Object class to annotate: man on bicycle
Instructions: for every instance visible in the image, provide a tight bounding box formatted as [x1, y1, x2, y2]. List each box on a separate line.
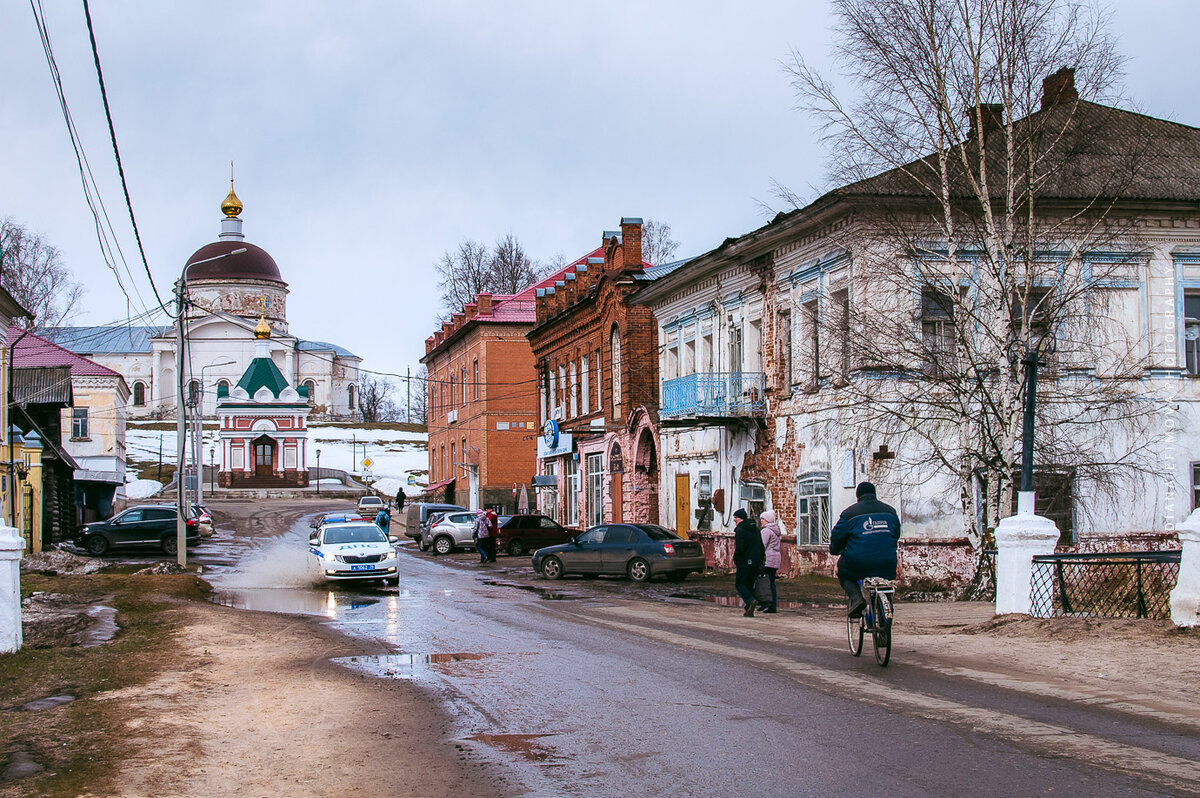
[830, 482, 901, 618]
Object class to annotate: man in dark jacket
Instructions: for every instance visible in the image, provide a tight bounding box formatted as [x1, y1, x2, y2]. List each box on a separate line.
[829, 482, 901, 618]
[395, 488, 405, 513]
[732, 508, 765, 617]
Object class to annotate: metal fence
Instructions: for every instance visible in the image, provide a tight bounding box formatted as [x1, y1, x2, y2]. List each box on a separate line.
[1030, 551, 1181, 619]
[660, 371, 767, 418]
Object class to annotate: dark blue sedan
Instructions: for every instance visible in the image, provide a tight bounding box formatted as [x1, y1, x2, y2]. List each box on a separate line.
[532, 523, 706, 583]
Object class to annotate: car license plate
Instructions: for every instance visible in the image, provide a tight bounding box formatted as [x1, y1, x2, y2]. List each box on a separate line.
[349, 564, 374, 571]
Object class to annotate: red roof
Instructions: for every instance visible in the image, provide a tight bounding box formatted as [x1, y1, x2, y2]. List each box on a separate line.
[10, 326, 123, 377]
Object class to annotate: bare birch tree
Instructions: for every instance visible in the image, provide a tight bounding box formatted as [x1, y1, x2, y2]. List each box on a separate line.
[435, 235, 552, 319]
[786, 0, 1163, 546]
[0, 217, 84, 327]
[642, 219, 681, 266]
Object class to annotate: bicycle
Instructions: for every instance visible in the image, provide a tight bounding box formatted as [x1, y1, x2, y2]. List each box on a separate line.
[846, 577, 894, 666]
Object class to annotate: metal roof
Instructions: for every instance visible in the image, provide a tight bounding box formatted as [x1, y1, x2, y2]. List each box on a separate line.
[40, 325, 169, 355]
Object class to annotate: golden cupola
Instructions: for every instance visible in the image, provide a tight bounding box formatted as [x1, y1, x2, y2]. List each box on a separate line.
[221, 179, 243, 218]
[254, 314, 272, 339]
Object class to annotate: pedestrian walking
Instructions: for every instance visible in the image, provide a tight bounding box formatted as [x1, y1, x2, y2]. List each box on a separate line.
[395, 488, 405, 513]
[375, 508, 390, 534]
[473, 509, 490, 563]
[732, 508, 765, 616]
[484, 508, 499, 563]
[759, 510, 782, 613]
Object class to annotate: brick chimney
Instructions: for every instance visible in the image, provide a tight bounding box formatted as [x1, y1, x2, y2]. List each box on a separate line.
[476, 293, 493, 316]
[464, 302, 478, 320]
[425, 336, 435, 355]
[620, 217, 643, 273]
[967, 103, 1005, 140]
[1041, 67, 1077, 110]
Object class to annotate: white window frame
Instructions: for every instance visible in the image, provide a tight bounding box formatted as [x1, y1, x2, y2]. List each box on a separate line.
[796, 472, 831, 546]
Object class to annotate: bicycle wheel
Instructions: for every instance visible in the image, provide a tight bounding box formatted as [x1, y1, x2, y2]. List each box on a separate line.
[847, 598, 864, 656]
[871, 592, 892, 667]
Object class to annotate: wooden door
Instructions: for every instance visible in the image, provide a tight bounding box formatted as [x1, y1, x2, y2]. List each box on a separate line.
[675, 474, 690, 538]
[255, 441, 275, 476]
[610, 475, 623, 523]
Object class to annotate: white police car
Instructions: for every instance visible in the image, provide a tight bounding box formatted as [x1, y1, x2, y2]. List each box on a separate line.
[309, 520, 399, 584]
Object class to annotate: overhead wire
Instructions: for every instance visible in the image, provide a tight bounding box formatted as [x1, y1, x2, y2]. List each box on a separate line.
[80, 0, 171, 316]
[28, 0, 154, 321]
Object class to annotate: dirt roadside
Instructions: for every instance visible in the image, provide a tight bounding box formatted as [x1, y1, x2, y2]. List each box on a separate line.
[3, 500, 513, 798]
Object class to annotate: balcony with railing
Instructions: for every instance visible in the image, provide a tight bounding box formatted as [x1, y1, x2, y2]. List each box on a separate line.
[660, 372, 767, 419]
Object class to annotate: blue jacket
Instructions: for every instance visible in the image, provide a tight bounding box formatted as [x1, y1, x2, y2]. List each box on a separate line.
[376, 510, 390, 532]
[829, 495, 900, 580]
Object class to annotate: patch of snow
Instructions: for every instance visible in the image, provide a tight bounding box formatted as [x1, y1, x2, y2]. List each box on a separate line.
[125, 478, 164, 500]
[126, 422, 429, 490]
[370, 477, 422, 498]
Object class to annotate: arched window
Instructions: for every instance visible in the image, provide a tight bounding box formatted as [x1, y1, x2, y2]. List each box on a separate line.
[132, 382, 146, 406]
[217, 378, 230, 396]
[610, 324, 622, 416]
[187, 379, 200, 406]
[460, 367, 466, 407]
[348, 384, 356, 410]
[302, 379, 316, 405]
[473, 358, 479, 400]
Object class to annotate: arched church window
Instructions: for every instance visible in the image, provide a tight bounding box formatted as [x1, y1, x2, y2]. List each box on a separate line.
[132, 382, 146, 406]
[188, 380, 200, 406]
[217, 379, 230, 393]
[348, 384, 357, 410]
[302, 379, 316, 405]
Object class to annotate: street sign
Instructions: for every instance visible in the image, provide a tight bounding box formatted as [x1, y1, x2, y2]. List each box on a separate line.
[362, 457, 373, 469]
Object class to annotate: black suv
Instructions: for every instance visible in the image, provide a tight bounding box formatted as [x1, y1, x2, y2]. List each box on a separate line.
[75, 504, 201, 556]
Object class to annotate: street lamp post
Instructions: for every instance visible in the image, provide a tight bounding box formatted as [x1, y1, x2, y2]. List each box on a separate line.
[209, 448, 215, 495]
[196, 359, 236, 509]
[315, 449, 321, 495]
[176, 248, 245, 566]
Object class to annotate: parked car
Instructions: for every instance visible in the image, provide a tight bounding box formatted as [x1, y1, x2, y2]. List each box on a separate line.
[191, 504, 214, 537]
[357, 495, 387, 517]
[495, 514, 580, 557]
[532, 523, 705, 582]
[309, 511, 366, 530]
[401, 502, 466, 546]
[75, 504, 201, 556]
[308, 519, 399, 584]
[424, 511, 479, 555]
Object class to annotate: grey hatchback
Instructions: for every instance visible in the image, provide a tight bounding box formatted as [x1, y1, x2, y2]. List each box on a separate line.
[532, 523, 705, 582]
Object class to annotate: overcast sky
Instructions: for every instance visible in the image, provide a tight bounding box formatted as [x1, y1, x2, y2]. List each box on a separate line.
[3, 1, 1199, 380]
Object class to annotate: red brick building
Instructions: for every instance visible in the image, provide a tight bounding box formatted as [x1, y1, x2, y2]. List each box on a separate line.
[527, 218, 665, 529]
[421, 289, 544, 512]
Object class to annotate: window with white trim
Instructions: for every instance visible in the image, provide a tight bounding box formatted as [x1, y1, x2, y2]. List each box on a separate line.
[796, 472, 831, 545]
[1186, 294, 1200, 376]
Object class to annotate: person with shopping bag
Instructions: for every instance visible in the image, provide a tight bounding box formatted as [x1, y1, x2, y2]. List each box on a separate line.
[758, 510, 783, 613]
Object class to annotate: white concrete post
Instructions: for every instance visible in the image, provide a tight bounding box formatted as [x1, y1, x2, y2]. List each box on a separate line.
[1169, 509, 1200, 627]
[0, 525, 25, 653]
[994, 492, 1061, 616]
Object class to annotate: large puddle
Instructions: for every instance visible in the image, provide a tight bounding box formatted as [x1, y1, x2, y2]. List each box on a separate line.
[333, 652, 489, 681]
[212, 587, 383, 615]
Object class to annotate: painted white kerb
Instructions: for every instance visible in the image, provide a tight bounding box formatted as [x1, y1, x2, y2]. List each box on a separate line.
[0, 525, 25, 653]
[1169, 509, 1200, 627]
[994, 492, 1061, 616]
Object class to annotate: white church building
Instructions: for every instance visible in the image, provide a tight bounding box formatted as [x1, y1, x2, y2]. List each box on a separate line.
[46, 185, 362, 420]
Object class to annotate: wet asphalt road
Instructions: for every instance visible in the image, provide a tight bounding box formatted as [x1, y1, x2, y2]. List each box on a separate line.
[192, 509, 1199, 798]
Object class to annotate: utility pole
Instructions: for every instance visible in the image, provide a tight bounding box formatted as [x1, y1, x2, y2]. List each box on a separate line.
[175, 277, 188, 566]
[406, 367, 411, 422]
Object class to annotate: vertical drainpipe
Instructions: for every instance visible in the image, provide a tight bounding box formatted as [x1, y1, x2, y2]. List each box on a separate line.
[8, 325, 32, 529]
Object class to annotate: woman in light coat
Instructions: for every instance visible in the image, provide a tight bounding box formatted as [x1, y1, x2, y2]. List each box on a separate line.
[759, 510, 783, 613]
[473, 509, 490, 563]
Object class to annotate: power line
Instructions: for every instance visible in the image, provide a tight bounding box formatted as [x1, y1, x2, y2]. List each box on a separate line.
[28, 0, 154, 321]
[81, 0, 171, 316]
